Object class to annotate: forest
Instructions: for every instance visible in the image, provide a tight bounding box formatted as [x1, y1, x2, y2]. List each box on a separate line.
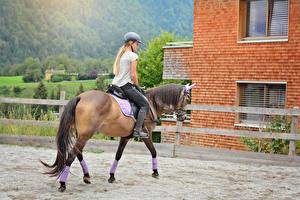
[0, 0, 193, 75]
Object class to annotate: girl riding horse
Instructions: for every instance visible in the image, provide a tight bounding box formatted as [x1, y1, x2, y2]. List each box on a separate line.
[40, 32, 195, 192]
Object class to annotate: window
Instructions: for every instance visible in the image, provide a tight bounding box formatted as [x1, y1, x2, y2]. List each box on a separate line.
[239, 0, 289, 41]
[237, 82, 286, 126]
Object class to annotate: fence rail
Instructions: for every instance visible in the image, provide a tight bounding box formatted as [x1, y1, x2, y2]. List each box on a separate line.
[185, 104, 300, 116]
[0, 97, 69, 106]
[1, 94, 299, 156]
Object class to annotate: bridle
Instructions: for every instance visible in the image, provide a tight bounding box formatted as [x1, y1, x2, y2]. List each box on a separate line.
[174, 88, 191, 121]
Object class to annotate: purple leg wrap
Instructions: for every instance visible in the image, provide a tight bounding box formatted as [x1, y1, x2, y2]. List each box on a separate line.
[59, 166, 70, 183]
[152, 158, 158, 170]
[109, 160, 118, 174]
[80, 160, 89, 174]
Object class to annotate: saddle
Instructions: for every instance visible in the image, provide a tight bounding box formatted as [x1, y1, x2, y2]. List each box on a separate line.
[106, 84, 158, 122]
[106, 84, 138, 119]
[106, 84, 127, 99]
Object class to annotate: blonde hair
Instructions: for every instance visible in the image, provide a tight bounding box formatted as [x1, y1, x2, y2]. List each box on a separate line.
[113, 41, 134, 75]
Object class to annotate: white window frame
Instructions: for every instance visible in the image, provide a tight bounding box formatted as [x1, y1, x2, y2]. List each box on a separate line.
[235, 81, 287, 128]
[238, 0, 289, 43]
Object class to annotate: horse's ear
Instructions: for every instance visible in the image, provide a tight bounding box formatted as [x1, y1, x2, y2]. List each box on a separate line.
[185, 83, 196, 92]
[190, 83, 196, 89]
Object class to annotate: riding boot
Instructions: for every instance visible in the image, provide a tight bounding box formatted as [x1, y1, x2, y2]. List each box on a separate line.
[133, 109, 148, 138]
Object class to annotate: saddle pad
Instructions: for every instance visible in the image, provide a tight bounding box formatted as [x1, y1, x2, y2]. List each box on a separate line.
[111, 94, 134, 117]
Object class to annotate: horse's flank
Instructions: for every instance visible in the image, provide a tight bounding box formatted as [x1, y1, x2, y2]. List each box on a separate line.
[76, 90, 135, 138]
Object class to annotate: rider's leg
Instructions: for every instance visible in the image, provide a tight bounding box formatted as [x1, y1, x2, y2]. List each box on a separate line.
[121, 83, 149, 138]
[133, 106, 148, 137]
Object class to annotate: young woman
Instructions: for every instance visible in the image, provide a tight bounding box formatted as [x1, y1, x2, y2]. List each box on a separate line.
[112, 32, 149, 138]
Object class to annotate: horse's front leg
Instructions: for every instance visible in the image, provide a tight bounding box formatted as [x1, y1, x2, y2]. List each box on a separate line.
[142, 137, 159, 178]
[108, 137, 129, 183]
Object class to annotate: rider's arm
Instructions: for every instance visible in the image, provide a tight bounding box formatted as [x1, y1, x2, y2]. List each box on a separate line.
[131, 60, 139, 85]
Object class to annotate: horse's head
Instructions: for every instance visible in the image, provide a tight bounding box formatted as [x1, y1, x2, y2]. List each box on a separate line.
[174, 83, 195, 121]
[146, 83, 196, 122]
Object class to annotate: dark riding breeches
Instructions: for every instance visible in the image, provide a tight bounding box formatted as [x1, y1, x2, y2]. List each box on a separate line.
[121, 83, 149, 131]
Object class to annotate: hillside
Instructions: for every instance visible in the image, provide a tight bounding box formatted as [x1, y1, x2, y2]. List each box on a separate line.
[0, 0, 193, 71]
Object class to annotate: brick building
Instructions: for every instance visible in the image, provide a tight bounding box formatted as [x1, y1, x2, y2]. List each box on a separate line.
[162, 0, 300, 150]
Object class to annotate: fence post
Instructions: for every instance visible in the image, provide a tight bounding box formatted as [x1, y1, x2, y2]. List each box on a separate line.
[58, 91, 66, 119]
[173, 121, 183, 157]
[289, 107, 299, 156]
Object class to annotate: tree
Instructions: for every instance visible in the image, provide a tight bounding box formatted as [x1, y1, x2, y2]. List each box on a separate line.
[77, 83, 84, 95]
[96, 75, 106, 91]
[22, 57, 43, 82]
[32, 81, 48, 119]
[88, 70, 98, 79]
[0, 1, 193, 73]
[56, 84, 62, 100]
[33, 81, 48, 99]
[13, 86, 22, 97]
[137, 32, 177, 88]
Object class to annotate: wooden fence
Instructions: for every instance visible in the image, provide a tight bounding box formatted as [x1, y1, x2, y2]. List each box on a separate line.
[0, 92, 299, 156]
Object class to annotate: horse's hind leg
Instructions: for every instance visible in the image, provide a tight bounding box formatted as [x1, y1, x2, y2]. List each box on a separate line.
[108, 137, 129, 183]
[77, 153, 91, 184]
[58, 138, 87, 192]
[142, 137, 159, 178]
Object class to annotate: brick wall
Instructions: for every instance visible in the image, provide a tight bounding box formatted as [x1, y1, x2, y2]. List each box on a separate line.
[163, 47, 193, 80]
[162, 0, 300, 151]
[190, 0, 300, 150]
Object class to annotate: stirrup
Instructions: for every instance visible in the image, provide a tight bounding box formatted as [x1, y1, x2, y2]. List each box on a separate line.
[133, 130, 149, 138]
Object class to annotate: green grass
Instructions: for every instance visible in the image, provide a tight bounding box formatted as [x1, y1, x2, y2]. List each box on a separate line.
[0, 124, 56, 137]
[0, 124, 114, 140]
[0, 76, 24, 85]
[0, 76, 99, 99]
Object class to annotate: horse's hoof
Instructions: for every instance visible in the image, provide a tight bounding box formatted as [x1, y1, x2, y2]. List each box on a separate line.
[83, 176, 91, 184]
[108, 174, 115, 183]
[152, 170, 159, 178]
[58, 186, 66, 192]
[58, 182, 66, 192]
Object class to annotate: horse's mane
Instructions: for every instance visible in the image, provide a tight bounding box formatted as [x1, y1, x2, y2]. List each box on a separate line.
[145, 84, 184, 110]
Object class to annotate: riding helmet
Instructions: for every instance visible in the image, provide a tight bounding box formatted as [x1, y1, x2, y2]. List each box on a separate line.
[123, 32, 143, 44]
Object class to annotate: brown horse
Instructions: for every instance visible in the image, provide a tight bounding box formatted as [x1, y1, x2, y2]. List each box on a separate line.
[41, 83, 195, 192]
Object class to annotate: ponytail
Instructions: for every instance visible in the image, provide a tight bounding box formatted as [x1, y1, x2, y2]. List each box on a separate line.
[113, 41, 134, 75]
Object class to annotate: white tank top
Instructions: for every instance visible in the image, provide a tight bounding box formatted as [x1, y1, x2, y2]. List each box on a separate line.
[112, 51, 138, 87]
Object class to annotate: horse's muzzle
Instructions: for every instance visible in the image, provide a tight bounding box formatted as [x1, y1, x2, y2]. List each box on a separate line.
[175, 109, 187, 122]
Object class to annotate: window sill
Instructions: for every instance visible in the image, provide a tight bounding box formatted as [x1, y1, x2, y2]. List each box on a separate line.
[238, 36, 288, 44]
[161, 118, 190, 123]
[234, 123, 267, 129]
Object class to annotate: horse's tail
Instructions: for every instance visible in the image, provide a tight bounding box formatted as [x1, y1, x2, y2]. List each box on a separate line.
[40, 96, 81, 177]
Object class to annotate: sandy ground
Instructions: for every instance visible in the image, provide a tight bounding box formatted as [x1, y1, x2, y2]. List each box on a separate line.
[0, 144, 300, 200]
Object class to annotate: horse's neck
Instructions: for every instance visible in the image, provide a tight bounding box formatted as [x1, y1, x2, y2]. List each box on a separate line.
[150, 101, 173, 118]
[146, 91, 175, 118]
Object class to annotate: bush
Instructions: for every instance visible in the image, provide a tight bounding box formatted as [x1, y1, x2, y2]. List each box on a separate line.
[0, 86, 10, 95]
[50, 74, 71, 82]
[76, 83, 85, 95]
[32, 82, 48, 119]
[242, 116, 291, 154]
[78, 73, 89, 80]
[96, 76, 112, 91]
[22, 71, 43, 82]
[13, 86, 23, 96]
[88, 70, 98, 79]
[96, 76, 106, 91]
[78, 71, 98, 80]
[50, 75, 64, 82]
